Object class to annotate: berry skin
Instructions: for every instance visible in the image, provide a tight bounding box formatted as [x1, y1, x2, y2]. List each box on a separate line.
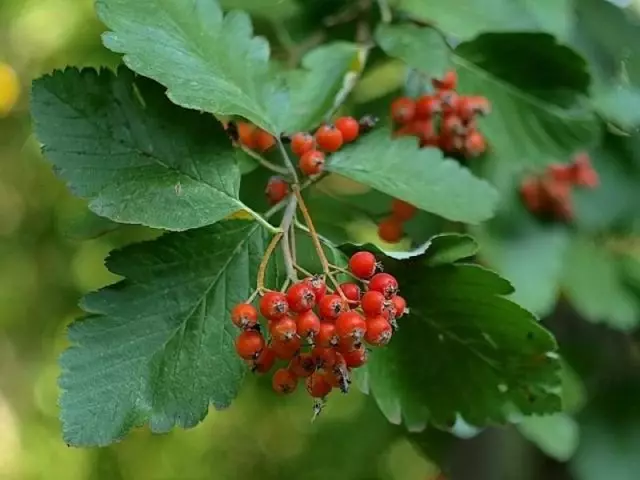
[291, 132, 314, 157]
[432, 70, 458, 91]
[237, 121, 257, 149]
[365, 316, 393, 346]
[249, 346, 276, 374]
[260, 291, 289, 320]
[572, 152, 599, 188]
[413, 120, 437, 146]
[391, 199, 417, 222]
[438, 91, 460, 115]
[378, 217, 404, 244]
[311, 346, 338, 369]
[286, 281, 316, 313]
[349, 251, 378, 279]
[391, 295, 407, 318]
[255, 129, 275, 152]
[442, 114, 465, 136]
[463, 130, 487, 158]
[315, 125, 344, 152]
[317, 322, 339, 348]
[548, 163, 574, 183]
[289, 352, 316, 378]
[272, 336, 301, 360]
[299, 150, 325, 176]
[306, 372, 333, 398]
[342, 344, 368, 368]
[335, 116, 360, 143]
[391, 97, 416, 124]
[265, 176, 289, 205]
[318, 294, 349, 321]
[235, 330, 265, 360]
[416, 95, 442, 119]
[361, 290, 386, 317]
[339, 282, 362, 303]
[369, 273, 399, 299]
[456, 96, 477, 123]
[231, 303, 259, 330]
[520, 177, 544, 213]
[304, 275, 327, 303]
[296, 309, 321, 340]
[471, 96, 491, 116]
[272, 368, 298, 394]
[270, 316, 298, 342]
[335, 311, 367, 342]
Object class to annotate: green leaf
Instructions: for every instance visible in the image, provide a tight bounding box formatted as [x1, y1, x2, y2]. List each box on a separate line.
[518, 413, 580, 461]
[32, 67, 255, 232]
[59, 219, 273, 446]
[97, 0, 286, 133]
[394, 0, 572, 40]
[423, 233, 478, 266]
[326, 129, 499, 224]
[561, 236, 639, 331]
[359, 253, 562, 429]
[283, 42, 368, 133]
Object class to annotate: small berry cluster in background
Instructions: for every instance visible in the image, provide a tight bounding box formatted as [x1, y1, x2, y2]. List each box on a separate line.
[231, 251, 406, 414]
[391, 69, 491, 159]
[519, 152, 599, 222]
[377, 199, 418, 244]
[234, 121, 277, 153]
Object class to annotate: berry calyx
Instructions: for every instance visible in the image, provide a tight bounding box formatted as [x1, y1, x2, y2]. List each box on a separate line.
[365, 316, 393, 346]
[286, 281, 316, 313]
[291, 132, 314, 157]
[306, 372, 333, 398]
[296, 309, 321, 340]
[361, 290, 387, 317]
[289, 352, 316, 378]
[378, 217, 404, 243]
[391, 97, 416, 124]
[335, 311, 367, 343]
[349, 251, 378, 279]
[317, 321, 339, 348]
[265, 176, 289, 205]
[260, 291, 289, 320]
[315, 124, 344, 152]
[318, 294, 348, 321]
[305, 275, 327, 303]
[391, 199, 417, 222]
[270, 316, 298, 342]
[311, 346, 338, 369]
[335, 116, 360, 143]
[235, 330, 265, 360]
[299, 149, 325, 176]
[369, 273, 399, 299]
[231, 303, 259, 330]
[339, 282, 362, 303]
[250, 346, 276, 374]
[272, 368, 298, 394]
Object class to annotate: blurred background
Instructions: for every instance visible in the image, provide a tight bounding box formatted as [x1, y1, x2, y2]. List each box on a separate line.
[1, 1, 640, 479]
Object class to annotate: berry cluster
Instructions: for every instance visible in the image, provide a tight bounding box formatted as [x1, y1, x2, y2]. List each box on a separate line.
[231, 251, 406, 411]
[520, 152, 599, 221]
[377, 199, 418, 244]
[234, 121, 276, 153]
[391, 70, 491, 159]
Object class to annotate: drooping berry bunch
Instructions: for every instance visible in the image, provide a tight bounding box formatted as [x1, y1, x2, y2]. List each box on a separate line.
[231, 251, 406, 413]
[520, 152, 599, 222]
[391, 69, 491, 159]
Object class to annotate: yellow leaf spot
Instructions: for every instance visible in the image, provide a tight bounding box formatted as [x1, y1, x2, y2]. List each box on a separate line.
[0, 63, 20, 117]
[225, 210, 254, 221]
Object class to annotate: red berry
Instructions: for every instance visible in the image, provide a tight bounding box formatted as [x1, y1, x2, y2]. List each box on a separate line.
[315, 125, 344, 152]
[286, 281, 316, 313]
[335, 116, 360, 143]
[335, 311, 367, 342]
[471, 96, 491, 116]
[305, 275, 327, 303]
[269, 316, 298, 343]
[378, 217, 404, 244]
[391, 199, 417, 222]
[325, 353, 350, 393]
[259, 291, 289, 320]
[412, 120, 436, 146]
[272, 368, 298, 394]
[416, 95, 441, 119]
[432, 70, 458, 91]
[231, 303, 259, 330]
[361, 290, 386, 317]
[456, 96, 476, 123]
[289, 352, 316, 378]
[311, 346, 338, 369]
[318, 294, 348, 321]
[365, 316, 393, 346]
[463, 130, 487, 158]
[342, 344, 368, 368]
[369, 273, 399, 299]
[299, 150, 325, 176]
[391, 97, 416, 124]
[572, 152, 599, 188]
[306, 372, 333, 398]
[235, 330, 265, 360]
[548, 164, 574, 183]
[296, 309, 321, 340]
[291, 132, 314, 157]
[272, 336, 301, 360]
[520, 177, 544, 213]
[348, 251, 377, 279]
[237, 121, 257, 149]
[265, 176, 289, 205]
[442, 114, 465, 136]
[439, 91, 460, 115]
[339, 282, 361, 303]
[391, 295, 407, 318]
[316, 321, 339, 347]
[249, 346, 276, 374]
[255, 129, 275, 152]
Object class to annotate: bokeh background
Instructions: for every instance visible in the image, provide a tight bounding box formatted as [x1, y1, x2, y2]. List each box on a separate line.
[2, 1, 640, 479]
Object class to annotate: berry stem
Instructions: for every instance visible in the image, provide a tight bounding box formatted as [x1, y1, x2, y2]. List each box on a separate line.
[281, 195, 299, 282]
[257, 231, 284, 292]
[246, 288, 260, 304]
[293, 263, 314, 278]
[329, 263, 366, 282]
[277, 136, 299, 184]
[240, 146, 290, 176]
[245, 206, 281, 234]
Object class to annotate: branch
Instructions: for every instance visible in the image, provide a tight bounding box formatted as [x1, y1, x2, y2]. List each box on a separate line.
[281, 196, 299, 282]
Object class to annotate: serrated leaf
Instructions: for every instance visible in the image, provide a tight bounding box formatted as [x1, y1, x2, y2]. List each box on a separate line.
[561, 236, 639, 331]
[326, 129, 499, 224]
[97, 0, 286, 133]
[59, 219, 274, 446]
[394, 0, 571, 40]
[360, 253, 562, 429]
[32, 67, 255, 232]
[423, 233, 478, 266]
[377, 27, 600, 193]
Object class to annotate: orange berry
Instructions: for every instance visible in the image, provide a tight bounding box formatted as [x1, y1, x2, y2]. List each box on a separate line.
[315, 124, 344, 152]
[255, 129, 275, 152]
[390, 97, 416, 124]
[334, 116, 360, 143]
[377, 217, 404, 243]
[291, 132, 314, 157]
[391, 199, 417, 221]
[299, 150, 325, 176]
[237, 121, 257, 149]
[463, 130, 487, 158]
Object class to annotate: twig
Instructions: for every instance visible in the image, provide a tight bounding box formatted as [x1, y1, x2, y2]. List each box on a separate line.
[258, 232, 283, 292]
[241, 146, 289, 176]
[329, 264, 366, 282]
[277, 137, 299, 184]
[281, 196, 299, 282]
[293, 263, 315, 278]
